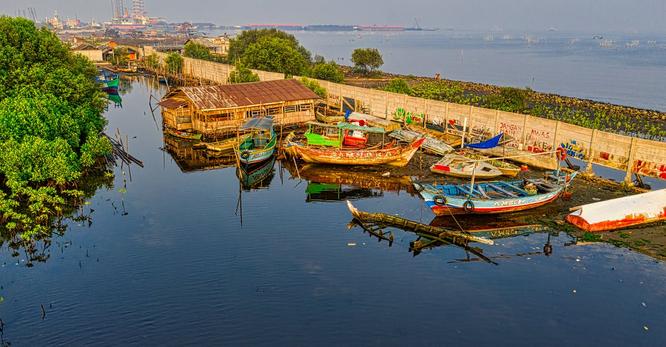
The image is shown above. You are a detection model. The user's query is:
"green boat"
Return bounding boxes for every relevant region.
[105,77,120,89]
[235,117,276,165]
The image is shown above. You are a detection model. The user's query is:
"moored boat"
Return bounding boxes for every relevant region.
[234,117,276,165]
[414,171,577,215]
[205,134,251,153]
[389,129,454,156]
[566,189,666,232]
[460,151,522,177]
[165,128,203,141]
[430,153,503,179]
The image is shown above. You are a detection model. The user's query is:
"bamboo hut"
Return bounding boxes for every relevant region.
[159,79,320,138]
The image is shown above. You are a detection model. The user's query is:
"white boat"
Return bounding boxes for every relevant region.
[430,154,503,179]
[566,189,666,232]
[389,129,454,156]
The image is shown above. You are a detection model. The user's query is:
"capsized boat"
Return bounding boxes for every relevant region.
[430,153,503,179]
[234,117,276,165]
[566,189,666,232]
[389,129,454,156]
[414,171,577,215]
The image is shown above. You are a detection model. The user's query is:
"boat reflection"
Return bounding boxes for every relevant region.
[306,182,383,202]
[237,156,276,191]
[163,135,236,173]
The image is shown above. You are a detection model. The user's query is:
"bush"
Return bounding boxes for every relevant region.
[300,77,327,98]
[383,78,412,95]
[166,52,183,74]
[241,37,309,76]
[309,61,344,83]
[228,63,260,84]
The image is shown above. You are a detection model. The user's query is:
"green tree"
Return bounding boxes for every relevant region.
[0,17,111,239]
[228,29,311,63]
[241,37,309,76]
[144,53,160,70]
[308,61,344,83]
[351,48,384,74]
[166,52,183,74]
[112,47,129,66]
[486,87,530,113]
[184,41,212,60]
[384,78,412,94]
[300,77,327,98]
[228,62,260,84]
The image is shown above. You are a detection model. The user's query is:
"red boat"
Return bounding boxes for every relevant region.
[342,120,369,148]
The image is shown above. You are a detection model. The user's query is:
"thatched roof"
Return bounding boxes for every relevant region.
[164,79,320,111]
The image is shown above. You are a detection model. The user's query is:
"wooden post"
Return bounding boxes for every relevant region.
[520,113,528,151]
[494,110,500,136]
[385,91,389,119]
[444,102,450,133]
[552,120,561,161]
[586,129,597,174]
[624,137,638,184]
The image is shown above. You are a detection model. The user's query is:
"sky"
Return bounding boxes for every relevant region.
[2,0,666,33]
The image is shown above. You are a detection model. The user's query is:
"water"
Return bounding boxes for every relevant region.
[1,78,666,344]
[288,30,666,111]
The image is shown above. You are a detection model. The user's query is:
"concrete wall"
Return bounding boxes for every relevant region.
[144,47,666,181]
[73,50,103,62]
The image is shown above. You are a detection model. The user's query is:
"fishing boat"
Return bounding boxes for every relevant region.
[342,120,371,148]
[566,189,666,232]
[389,129,454,156]
[459,151,522,177]
[414,171,577,215]
[205,134,251,153]
[165,128,203,141]
[347,111,401,132]
[234,117,276,165]
[105,76,120,89]
[430,153,503,179]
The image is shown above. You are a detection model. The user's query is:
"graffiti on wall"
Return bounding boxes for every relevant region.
[525,129,553,153]
[498,122,521,148]
[632,161,666,179]
[560,139,587,160]
[393,108,425,125]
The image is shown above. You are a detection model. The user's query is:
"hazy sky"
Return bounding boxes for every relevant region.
[3,0,666,33]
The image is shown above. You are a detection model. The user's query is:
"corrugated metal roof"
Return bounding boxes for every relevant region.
[173,79,320,111]
[159,98,188,109]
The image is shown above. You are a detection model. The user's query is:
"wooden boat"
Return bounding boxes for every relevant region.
[430,154,503,179]
[348,112,401,132]
[105,76,120,89]
[389,129,454,156]
[234,117,276,165]
[414,171,577,215]
[205,134,251,153]
[315,110,345,124]
[289,137,425,167]
[460,151,522,177]
[165,128,203,141]
[566,189,666,232]
[342,121,370,148]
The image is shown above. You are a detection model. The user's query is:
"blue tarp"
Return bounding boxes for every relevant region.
[465,133,504,149]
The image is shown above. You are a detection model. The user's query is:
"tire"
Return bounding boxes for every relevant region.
[463,200,475,213]
[433,195,446,206]
[240,151,251,160]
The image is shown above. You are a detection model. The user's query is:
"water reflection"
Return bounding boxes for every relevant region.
[237,156,276,191]
[163,135,236,172]
[0,171,114,267]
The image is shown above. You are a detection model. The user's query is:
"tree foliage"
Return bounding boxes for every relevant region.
[0,17,111,239]
[228,29,311,63]
[383,78,412,94]
[308,61,344,83]
[228,62,260,84]
[300,77,327,98]
[183,41,226,63]
[166,52,183,74]
[241,37,309,76]
[351,48,384,74]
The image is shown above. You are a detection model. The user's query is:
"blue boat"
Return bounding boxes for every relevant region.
[414,171,577,215]
[235,117,276,165]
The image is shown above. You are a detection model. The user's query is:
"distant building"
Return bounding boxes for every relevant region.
[70,42,106,62]
[159,79,319,137]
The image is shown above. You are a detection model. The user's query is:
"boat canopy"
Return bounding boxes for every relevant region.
[466,133,503,149]
[241,116,274,130]
[336,122,386,134]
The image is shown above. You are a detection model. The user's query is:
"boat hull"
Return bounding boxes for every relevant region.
[293,138,425,167]
[566,189,666,232]
[421,189,562,215]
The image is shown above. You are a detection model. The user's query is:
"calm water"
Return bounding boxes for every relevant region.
[1,77,666,344]
[289,30,666,111]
